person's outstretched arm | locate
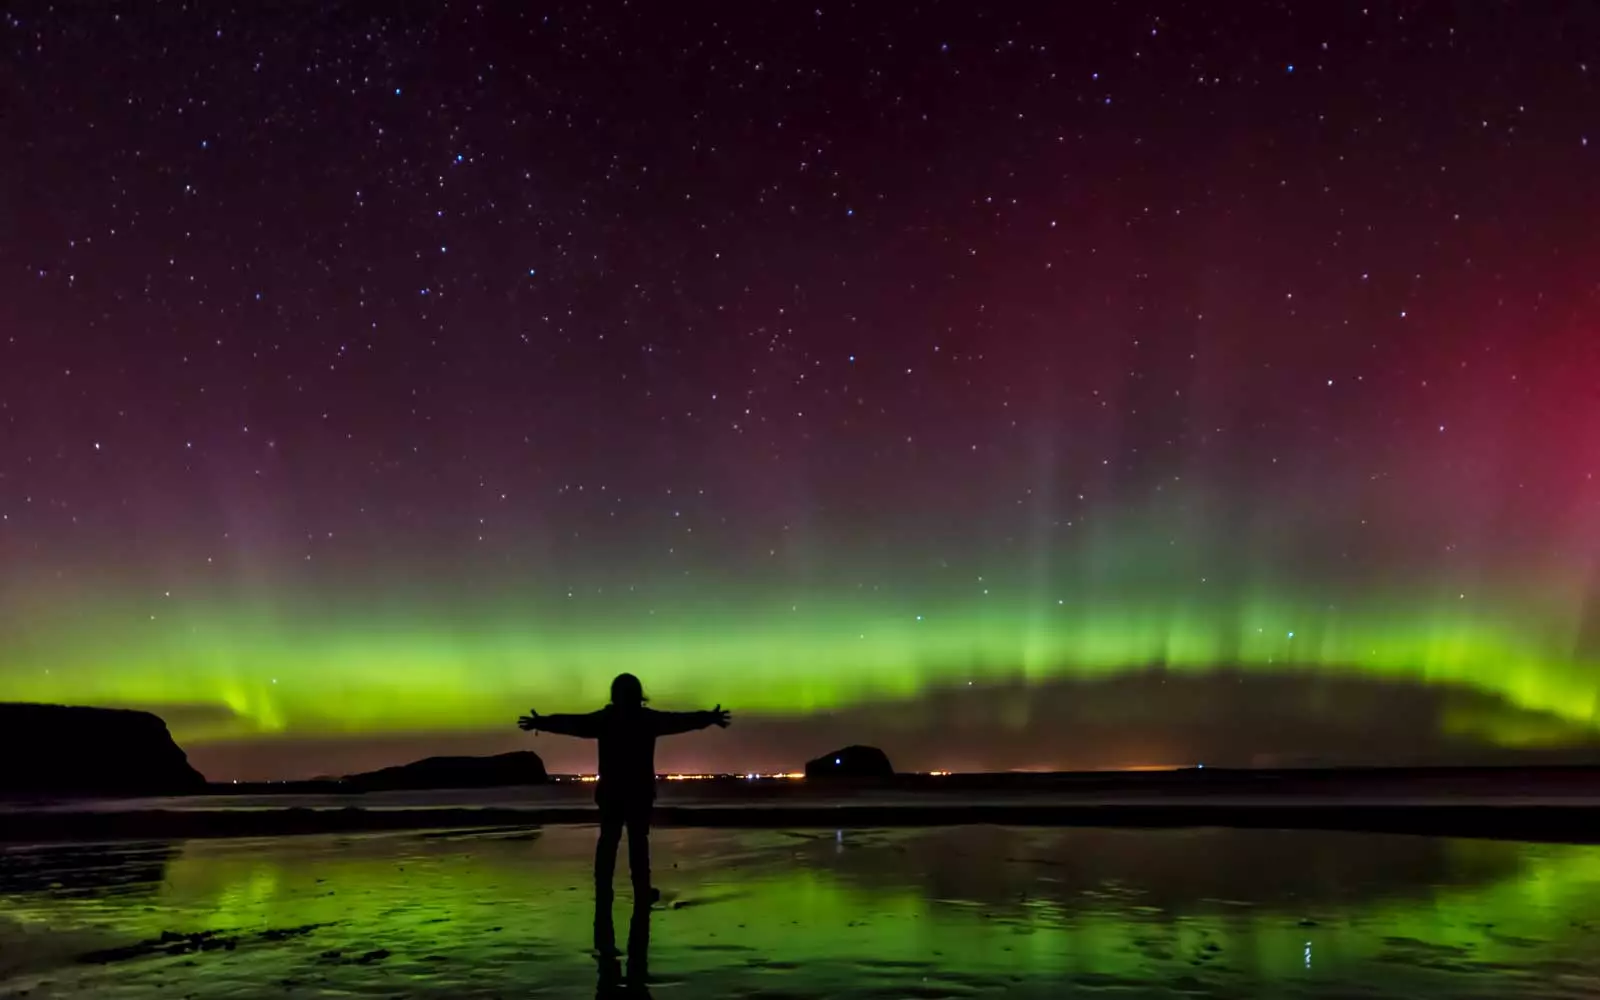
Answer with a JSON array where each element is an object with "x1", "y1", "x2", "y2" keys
[
  {"x1": 518, "y1": 709, "x2": 603, "y2": 738},
  {"x1": 651, "y1": 704, "x2": 732, "y2": 737}
]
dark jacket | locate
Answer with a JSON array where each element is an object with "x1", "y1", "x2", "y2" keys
[{"x1": 533, "y1": 704, "x2": 718, "y2": 808}]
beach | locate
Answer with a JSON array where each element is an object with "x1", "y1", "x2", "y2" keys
[{"x1": 5, "y1": 822, "x2": 1600, "y2": 998}]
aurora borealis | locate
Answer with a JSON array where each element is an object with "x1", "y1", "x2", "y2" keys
[{"x1": 3, "y1": 3, "x2": 1600, "y2": 779}]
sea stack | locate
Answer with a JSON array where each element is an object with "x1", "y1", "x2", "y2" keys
[
  {"x1": 0, "y1": 703, "x2": 207, "y2": 796},
  {"x1": 804, "y1": 745, "x2": 894, "y2": 780},
  {"x1": 342, "y1": 750, "x2": 550, "y2": 791}
]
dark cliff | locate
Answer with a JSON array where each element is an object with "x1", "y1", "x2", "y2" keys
[{"x1": 0, "y1": 703, "x2": 207, "y2": 796}]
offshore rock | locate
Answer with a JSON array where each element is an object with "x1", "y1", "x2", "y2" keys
[
  {"x1": 805, "y1": 745, "x2": 895, "y2": 780},
  {"x1": 343, "y1": 750, "x2": 550, "y2": 791}
]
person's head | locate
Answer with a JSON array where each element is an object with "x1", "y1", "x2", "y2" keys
[{"x1": 610, "y1": 672, "x2": 646, "y2": 708}]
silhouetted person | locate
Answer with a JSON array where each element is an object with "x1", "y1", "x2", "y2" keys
[
  {"x1": 519, "y1": 673, "x2": 730, "y2": 902},
  {"x1": 593, "y1": 896, "x2": 653, "y2": 998}
]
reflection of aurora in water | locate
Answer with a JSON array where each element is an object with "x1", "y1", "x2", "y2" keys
[{"x1": 5, "y1": 826, "x2": 1600, "y2": 997}]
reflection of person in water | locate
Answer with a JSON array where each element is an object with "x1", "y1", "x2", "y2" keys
[
  {"x1": 519, "y1": 673, "x2": 730, "y2": 902},
  {"x1": 593, "y1": 896, "x2": 653, "y2": 998}
]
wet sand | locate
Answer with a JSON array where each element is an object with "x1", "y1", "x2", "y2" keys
[{"x1": 4, "y1": 824, "x2": 1600, "y2": 998}]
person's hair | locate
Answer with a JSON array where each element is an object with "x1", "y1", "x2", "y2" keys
[{"x1": 610, "y1": 672, "x2": 646, "y2": 706}]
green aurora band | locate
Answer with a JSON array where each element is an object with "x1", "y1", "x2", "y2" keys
[{"x1": 2, "y1": 576, "x2": 1597, "y2": 746}]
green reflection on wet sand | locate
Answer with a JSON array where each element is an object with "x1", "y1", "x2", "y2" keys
[{"x1": 4, "y1": 826, "x2": 1600, "y2": 998}]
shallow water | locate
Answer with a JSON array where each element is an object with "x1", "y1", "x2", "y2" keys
[{"x1": 2, "y1": 826, "x2": 1599, "y2": 998}]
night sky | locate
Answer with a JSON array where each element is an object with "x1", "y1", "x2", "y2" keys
[{"x1": 3, "y1": 3, "x2": 1600, "y2": 781}]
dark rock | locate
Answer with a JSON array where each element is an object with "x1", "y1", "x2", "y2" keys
[
  {"x1": 342, "y1": 750, "x2": 549, "y2": 792},
  {"x1": 257, "y1": 923, "x2": 330, "y2": 942},
  {"x1": 79, "y1": 929, "x2": 236, "y2": 964},
  {"x1": 804, "y1": 745, "x2": 894, "y2": 780},
  {"x1": 0, "y1": 703, "x2": 206, "y2": 797}
]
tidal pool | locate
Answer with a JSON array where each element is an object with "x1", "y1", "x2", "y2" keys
[{"x1": 3, "y1": 825, "x2": 1599, "y2": 998}]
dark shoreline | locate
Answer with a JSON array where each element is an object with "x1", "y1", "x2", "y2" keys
[
  {"x1": 4, "y1": 801, "x2": 1600, "y2": 845},
  {"x1": 7, "y1": 767, "x2": 1600, "y2": 845},
  {"x1": 205, "y1": 763, "x2": 1600, "y2": 798}
]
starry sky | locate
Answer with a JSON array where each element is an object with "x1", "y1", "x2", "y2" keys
[{"x1": 3, "y1": 3, "x2": 1600, "y2": 781}]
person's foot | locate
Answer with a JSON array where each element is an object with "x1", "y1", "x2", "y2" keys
[{"x1": 635, "y1": 885, "x2": 661, "y2": 905}]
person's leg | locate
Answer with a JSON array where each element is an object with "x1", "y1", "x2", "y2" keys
[
  {"x1": 625, "y1": 896, "x2": 652, "y2": 984},
  {"x1": 592, "y1": 884, "x2": 619, "y2": 958},
  {"x1": 625, "y1": 808, "x2": 653, "y2": 900},
  {"x1": 594, "y1": 816, "x2": 624, "y2": 897}
]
